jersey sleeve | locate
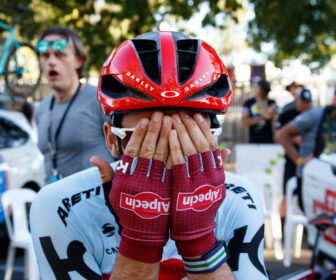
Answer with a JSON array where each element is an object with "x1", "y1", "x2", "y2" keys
[
  {"x1": 214, "y1": 172, "x2": 268, "y2": 280},
  {"x1": 30, "y1": 180, "x2": 103, "y2": 279},
  {"x1": 290, "y1": 108, "x2": 316, "y2": 135}
]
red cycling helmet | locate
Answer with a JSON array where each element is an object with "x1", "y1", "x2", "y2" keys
[{"x1": 98, "y1": 31, "x2": 232, "y2": 116}]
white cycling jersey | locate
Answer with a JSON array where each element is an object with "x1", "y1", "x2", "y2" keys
[{"x1": 30, "y1": 161, "x2": 268, "y2": 280}]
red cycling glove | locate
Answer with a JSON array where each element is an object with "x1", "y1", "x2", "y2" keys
[
  {"x1": 171, "y1": 148, "x2": 225, "y2": 257},
  {"x1": 109, "y1": 154, "x2": 171, "y2": 263}
]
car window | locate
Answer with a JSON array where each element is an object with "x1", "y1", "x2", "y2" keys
[{"x1": 0, "y1": 117, "x2": 29, "y2": 149}]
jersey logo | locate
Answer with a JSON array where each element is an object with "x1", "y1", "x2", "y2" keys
[
  {"x1": 176, "y1": 184, "x2": 223, "y2": 211},
  {"x1": 120, "y1": 192, "x2": 171, "y2": 219},
  {"x1": 227, "y1": 224, "x2": 267, "y2": 276},
  {"x1": 102, "y1": 223, "x2": 116, "y2": 237},
  {"x1": 39, "y1": 237, "x2": 101, "y2": 279},
  {"x1": 117, "y1": 160, "x2": 129, "y2": 174}
]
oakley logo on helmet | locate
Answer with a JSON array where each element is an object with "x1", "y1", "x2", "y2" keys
[
  {"x1": 126, "y1": 72, "x2": 155, "y2": 91},
  {"x1": 120, "y1": 192, "x2": 171, "y2": 219},
  {"x1": 176, "y1": 184, "x2": 223, "y2": 211},
  {"x1": 184, "y1": 71, "x2": 211, "y2": 92},
  {"x1": 160, "y1": 91, "x2": 180, "y2": 98}
]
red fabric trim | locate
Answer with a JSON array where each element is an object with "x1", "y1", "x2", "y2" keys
[{"x1": 102, "y1": 258, "x2": 187, "y2": 280}]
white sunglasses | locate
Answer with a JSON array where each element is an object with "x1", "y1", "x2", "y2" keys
[{"x1": 111, "y1": 126, "x2": 222, "y2": 140}]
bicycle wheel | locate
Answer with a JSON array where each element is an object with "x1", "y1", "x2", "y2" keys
[{"x1": 4, "y1": 42, "x2": 41, "y2": 97}]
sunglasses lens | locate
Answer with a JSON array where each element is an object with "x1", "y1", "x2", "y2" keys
[
  {"x1": 36, "y1": 39, "x2": 68, "y2": 53},
  {"x1": 53, "y1": 39, "x2": 68, "y2": 51},
  {"x1": 36, "y1": 40, "x2": 50, "y2": 53}
]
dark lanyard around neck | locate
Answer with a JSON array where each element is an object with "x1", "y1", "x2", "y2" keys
[{"x1": 48, "y1": 82, "x2": 82, "y2": 172}]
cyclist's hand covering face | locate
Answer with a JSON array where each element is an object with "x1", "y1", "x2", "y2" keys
[
  {"x1": 91, "y1": 111, "x2": 231, "y2": 183},
  {"x1": 169, "y1": 111, "x2": 226, "y2": 257}
]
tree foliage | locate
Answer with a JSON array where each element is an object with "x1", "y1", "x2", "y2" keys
[
  {"x1": 248, "y1": 0, "x2": 336, "y2": 71},
  {"x1": 2, "y1": 0, "x2": 333, "y2": 73},
  {"x1": 0, "y1": 0, "x2": 242, "y2": 75}
]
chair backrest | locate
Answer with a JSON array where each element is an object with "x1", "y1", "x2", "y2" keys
[
  {"x1": 285, "y1": 176, "x2": 298, "y2": 217},
  {"x1": 234, "y1": 144, "x2": 285, "y2": 189},
  {"x1": 1, "y1": 188, "x2": 36, "y2": 239},
  {"x1": 242, "y1": 172, "x2": 282, "y2": 215}
]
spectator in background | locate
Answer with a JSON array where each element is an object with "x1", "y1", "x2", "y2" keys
[
  {"x1": 241, "y1": 79, "x2": 278, "y2": 143},
  {"x1": 274, "y1": 88, "x2": 312, "y2": 216},
  {"x1": 275, "y1": 90, "x2": 336, "y2": 211},
  {"x1": 20, "y1": 96, "x2": 34, "y2": 125},
  {"x1": 282, "y1": 81, "x2": 303, "y2": 113},
  {"x1": 34, "y1": 26, "x2": 114, "y2": 183}
]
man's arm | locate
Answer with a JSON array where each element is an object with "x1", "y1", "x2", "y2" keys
[
  {"x1": 187, "y1": 263, "x2": 234, "y2": 280},
  {"x1": 106, "y1": 112, "x2": 172, "y2": 279},
  {"x1": 257, "y1": 98, "x2": 277, "y2": 120},
  {"x1": 274, "y1": 122, "x2": 312, "y2": 165},
  {"x1": 109, "y1": 255, "x2": 159, "y2": 280},
  {"x1": 169, "y1": 111, "x2": 235, "y2": 279},
  {"x1": 241, "y1": 111, "x2": 264, "y2": 127}
]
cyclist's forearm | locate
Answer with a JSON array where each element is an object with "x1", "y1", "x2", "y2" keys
[
  {"x1": 187, "y1": 263, "x2": 234, "y2": 280},
  {"x1": 109, "y1": 254, "x2": 160, "y2": 280}
]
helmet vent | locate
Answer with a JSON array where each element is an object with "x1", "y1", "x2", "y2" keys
[
  {"x1": 186, "y1": 75, "x2": 231, "y2": 100},
  {"x1": 101, "y1": 75, "x2": 127, "y2": 97},
  {"x1": 132, "y1": 39, "x2": 160, "y2": 84},
  {"x1": 101, "y1": 75, "x2": 153, "y2": 101},
  {"x1": 177, "y1": 39, "x2": 199, "y2": 84}
]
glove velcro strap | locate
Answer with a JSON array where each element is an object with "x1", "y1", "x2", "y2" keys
[
  {"x1": 119, "y1": 238, "x2": 163, "y2": 263},
  {"x1": 182, "y1": 241, "x2": 228, "y2": 274}
]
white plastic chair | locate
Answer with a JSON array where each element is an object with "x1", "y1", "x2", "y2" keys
[
  {"x1": 242, "y1": 172, "x2": 284, "y2": 260},
  {"x1": 283, "y1": 176, "x2": 308, "y2": 267},
  {"x1": 1, "y1": 188, "x2": 40, "y2": 280}
]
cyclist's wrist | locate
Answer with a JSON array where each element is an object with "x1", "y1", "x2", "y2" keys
[
  {"x1": 119, "y1": 237, "x2": 164, "y2": 263},
  {"x1": 175, "y1": 232, "x2": 217, "y2": 258}
]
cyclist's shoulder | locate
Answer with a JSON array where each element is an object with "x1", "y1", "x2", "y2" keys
[
  {"x1": 32, "y1": 167, "x2": 104, "y2": 213},
  {"x1": 224, "y1": 171, "x2": 258, "y2": 192},
  {"x1": 223, "y1": 171, "x2": 263, "y2": 211}
]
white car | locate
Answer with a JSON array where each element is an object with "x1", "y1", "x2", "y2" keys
[{"x1": 0, "y1": 109, "x2": 45, "y2": 225}]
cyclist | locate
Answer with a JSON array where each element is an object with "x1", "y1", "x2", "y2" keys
[
  {"x1": 30, "y1": 31, "x2": 268, "y2": 279},
  {"x1": 34, "y1": 26, "x2": 114, "y2": 183}
]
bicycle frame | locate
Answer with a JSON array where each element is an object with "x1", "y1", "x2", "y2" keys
[{"x1": 0, "y1": 21, "x2": 21, "y2": 75}]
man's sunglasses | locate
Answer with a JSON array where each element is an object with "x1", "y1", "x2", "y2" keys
[
  {"x1": 36, "y1": 38, "x2": 68, "y2": 53},
  {"x1": 111, "y1": 126, "x2": 223, "y2": 140}
]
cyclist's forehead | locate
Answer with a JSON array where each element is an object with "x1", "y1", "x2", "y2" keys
[{"x1": 120, "y1": 110, "x2": 210, "y2": 128}]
